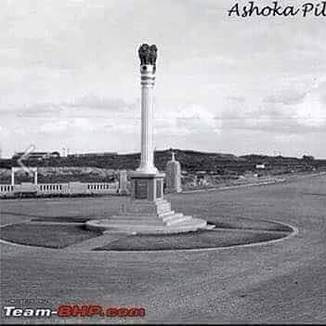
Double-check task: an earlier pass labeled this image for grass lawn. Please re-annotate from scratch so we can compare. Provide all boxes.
[211,217,293,232]
[31,216,91,223]
[95,228,290,251]
[0,224,101,248]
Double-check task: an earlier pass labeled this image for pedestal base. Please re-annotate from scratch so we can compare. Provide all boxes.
[86,198,210,234]
[130,171,165,201]
[86,171,209,234]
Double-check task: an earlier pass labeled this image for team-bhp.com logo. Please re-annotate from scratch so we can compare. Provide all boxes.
[3,305,146,318]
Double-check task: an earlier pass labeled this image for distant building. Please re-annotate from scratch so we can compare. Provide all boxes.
[255,163,265,169]
[302,155,314,161]
[12,151,60,160]
[67,152,117,158]
[196,171,207,175]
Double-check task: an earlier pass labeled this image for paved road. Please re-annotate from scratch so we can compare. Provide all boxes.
[1,174,325,324]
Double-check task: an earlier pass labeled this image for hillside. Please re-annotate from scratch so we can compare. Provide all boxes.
[1,149,325,174]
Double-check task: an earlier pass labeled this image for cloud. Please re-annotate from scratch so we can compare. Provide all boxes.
[154,103,221,137]
[263,90,307,106]
[294,93,325,128]
[67,95,130,110]
[39,120,71,133]
[216,80,326,134]
[1,95,134,119]
[39,117,96,134]
[0,0,325,157]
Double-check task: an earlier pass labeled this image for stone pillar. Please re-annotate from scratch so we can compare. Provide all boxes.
[85,43,209,234]
[129,43,165,203]
[11,167,15,186]
[137,64,157,173]
[34,169,38,185]
[166,152,182,193]
[119,170,128,195]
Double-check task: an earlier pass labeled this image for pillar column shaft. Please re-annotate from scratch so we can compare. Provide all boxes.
[137,64,157,174]
[11,168,15,186]
[34,170,38,185]
[140,85,153,169]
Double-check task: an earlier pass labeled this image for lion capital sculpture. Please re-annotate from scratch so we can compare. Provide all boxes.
[138,43,158,72]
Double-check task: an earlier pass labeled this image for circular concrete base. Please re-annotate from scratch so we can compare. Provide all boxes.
[86,217,212,235]
[0,219,295,251]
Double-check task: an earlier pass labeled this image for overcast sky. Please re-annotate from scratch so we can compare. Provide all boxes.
[0,0,325,158]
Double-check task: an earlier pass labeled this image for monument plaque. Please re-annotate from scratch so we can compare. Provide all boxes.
[135,179,148,199]
[156,179,162,198]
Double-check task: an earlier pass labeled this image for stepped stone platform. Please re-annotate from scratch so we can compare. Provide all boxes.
[86,198,211,234]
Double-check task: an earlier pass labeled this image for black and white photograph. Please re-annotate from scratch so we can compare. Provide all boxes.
[0,0,325,324]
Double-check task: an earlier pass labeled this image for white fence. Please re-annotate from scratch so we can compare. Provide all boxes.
[87,182,119,193]
[0,181,119,198]
[38,183,69,195]
[0,185,14,195]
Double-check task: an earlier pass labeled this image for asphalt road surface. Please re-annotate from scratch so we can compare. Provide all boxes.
[1,174,325,324]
